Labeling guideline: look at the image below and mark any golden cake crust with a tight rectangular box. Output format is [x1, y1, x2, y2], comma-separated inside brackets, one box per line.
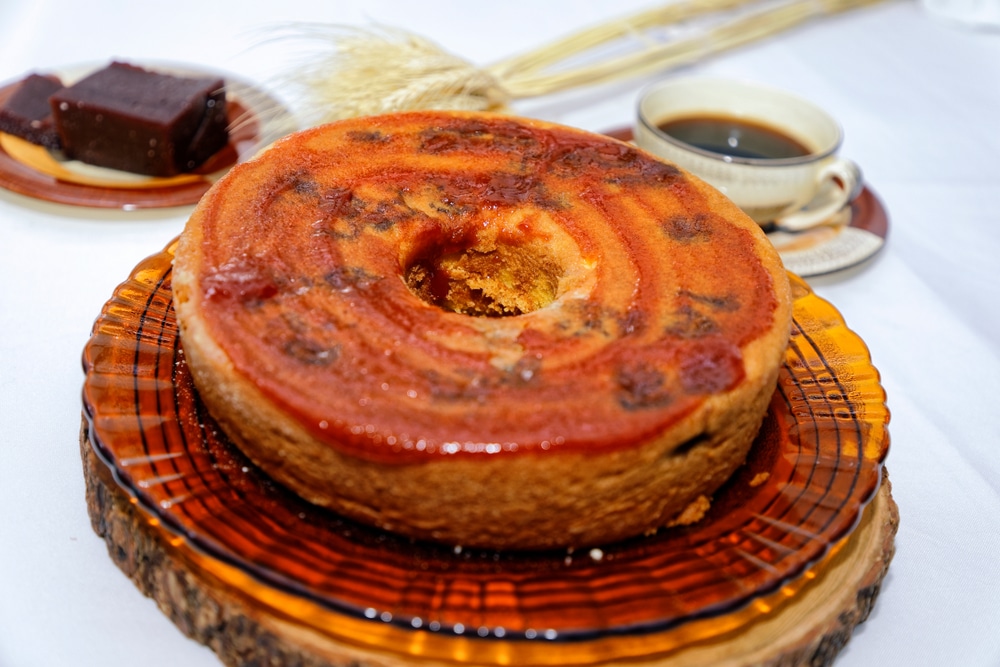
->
[172, 110, 792, 550]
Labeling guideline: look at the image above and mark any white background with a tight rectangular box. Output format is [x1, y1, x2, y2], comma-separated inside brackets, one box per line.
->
[1, 1, 999, 666]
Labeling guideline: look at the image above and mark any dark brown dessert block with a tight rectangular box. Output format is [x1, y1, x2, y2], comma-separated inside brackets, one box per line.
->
[0, 73, 65, 149]
[50, 62, 229, 176]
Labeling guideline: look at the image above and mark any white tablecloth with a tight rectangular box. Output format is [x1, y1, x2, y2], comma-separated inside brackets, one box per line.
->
[1, 1, 998, 665]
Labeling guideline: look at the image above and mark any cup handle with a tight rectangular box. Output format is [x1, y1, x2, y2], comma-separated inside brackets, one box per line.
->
[773, 159, 863, 232]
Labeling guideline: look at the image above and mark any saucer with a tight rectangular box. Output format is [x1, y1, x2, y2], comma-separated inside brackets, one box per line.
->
[766, 185, 888, 277]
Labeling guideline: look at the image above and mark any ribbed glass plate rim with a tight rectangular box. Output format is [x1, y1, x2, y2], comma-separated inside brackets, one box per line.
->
[81, 239, 890, 653]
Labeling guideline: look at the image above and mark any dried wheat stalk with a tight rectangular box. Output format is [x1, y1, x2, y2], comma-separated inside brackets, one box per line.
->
[271, 0, 886, 126]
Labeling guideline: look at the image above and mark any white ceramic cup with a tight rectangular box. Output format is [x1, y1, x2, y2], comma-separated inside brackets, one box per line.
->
[635, 78, 861, 231]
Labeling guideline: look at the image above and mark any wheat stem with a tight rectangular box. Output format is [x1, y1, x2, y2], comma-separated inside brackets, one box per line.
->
[493, 0, 885, 97]
[272, 0, 887, 124]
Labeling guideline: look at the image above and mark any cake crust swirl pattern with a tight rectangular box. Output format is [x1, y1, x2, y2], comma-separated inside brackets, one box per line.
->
[172, 110, 792, 550]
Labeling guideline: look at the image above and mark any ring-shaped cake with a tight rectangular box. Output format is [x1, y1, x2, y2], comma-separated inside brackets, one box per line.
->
[172, 111, 792, 550]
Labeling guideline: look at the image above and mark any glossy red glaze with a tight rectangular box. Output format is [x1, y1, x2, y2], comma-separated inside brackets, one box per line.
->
[183, 112, 780, 464]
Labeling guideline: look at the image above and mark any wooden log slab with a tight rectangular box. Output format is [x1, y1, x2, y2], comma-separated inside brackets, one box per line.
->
[81, 421, 898, 667]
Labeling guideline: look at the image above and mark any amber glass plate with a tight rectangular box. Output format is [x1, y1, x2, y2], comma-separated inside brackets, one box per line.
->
[81, 241, 889, 665]
[0, 63, 292, 209]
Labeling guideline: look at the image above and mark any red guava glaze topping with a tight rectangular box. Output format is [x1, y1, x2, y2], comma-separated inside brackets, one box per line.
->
[679, 338, 746, 395]
[189, 112, 783, 464]
[426, 171, 555, 210]
[201, 256, 281, 304]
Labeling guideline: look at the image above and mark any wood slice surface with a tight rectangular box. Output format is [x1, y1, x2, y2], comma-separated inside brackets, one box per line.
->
[80, 420, 898, 667]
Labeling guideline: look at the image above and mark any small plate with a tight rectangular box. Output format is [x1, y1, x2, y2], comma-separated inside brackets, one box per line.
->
[766, 186, 888, 277]
[0, 62, 294, 209]
[81, 241, 889, 665]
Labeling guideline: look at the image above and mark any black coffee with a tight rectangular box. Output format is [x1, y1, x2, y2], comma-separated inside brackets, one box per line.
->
[656, 114, 812, 160]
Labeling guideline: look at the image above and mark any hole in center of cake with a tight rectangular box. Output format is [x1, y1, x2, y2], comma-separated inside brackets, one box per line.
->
[405, 238, 563, 317]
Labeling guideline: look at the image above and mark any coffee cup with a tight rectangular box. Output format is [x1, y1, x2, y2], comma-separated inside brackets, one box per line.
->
[634, 78, 861, 231]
